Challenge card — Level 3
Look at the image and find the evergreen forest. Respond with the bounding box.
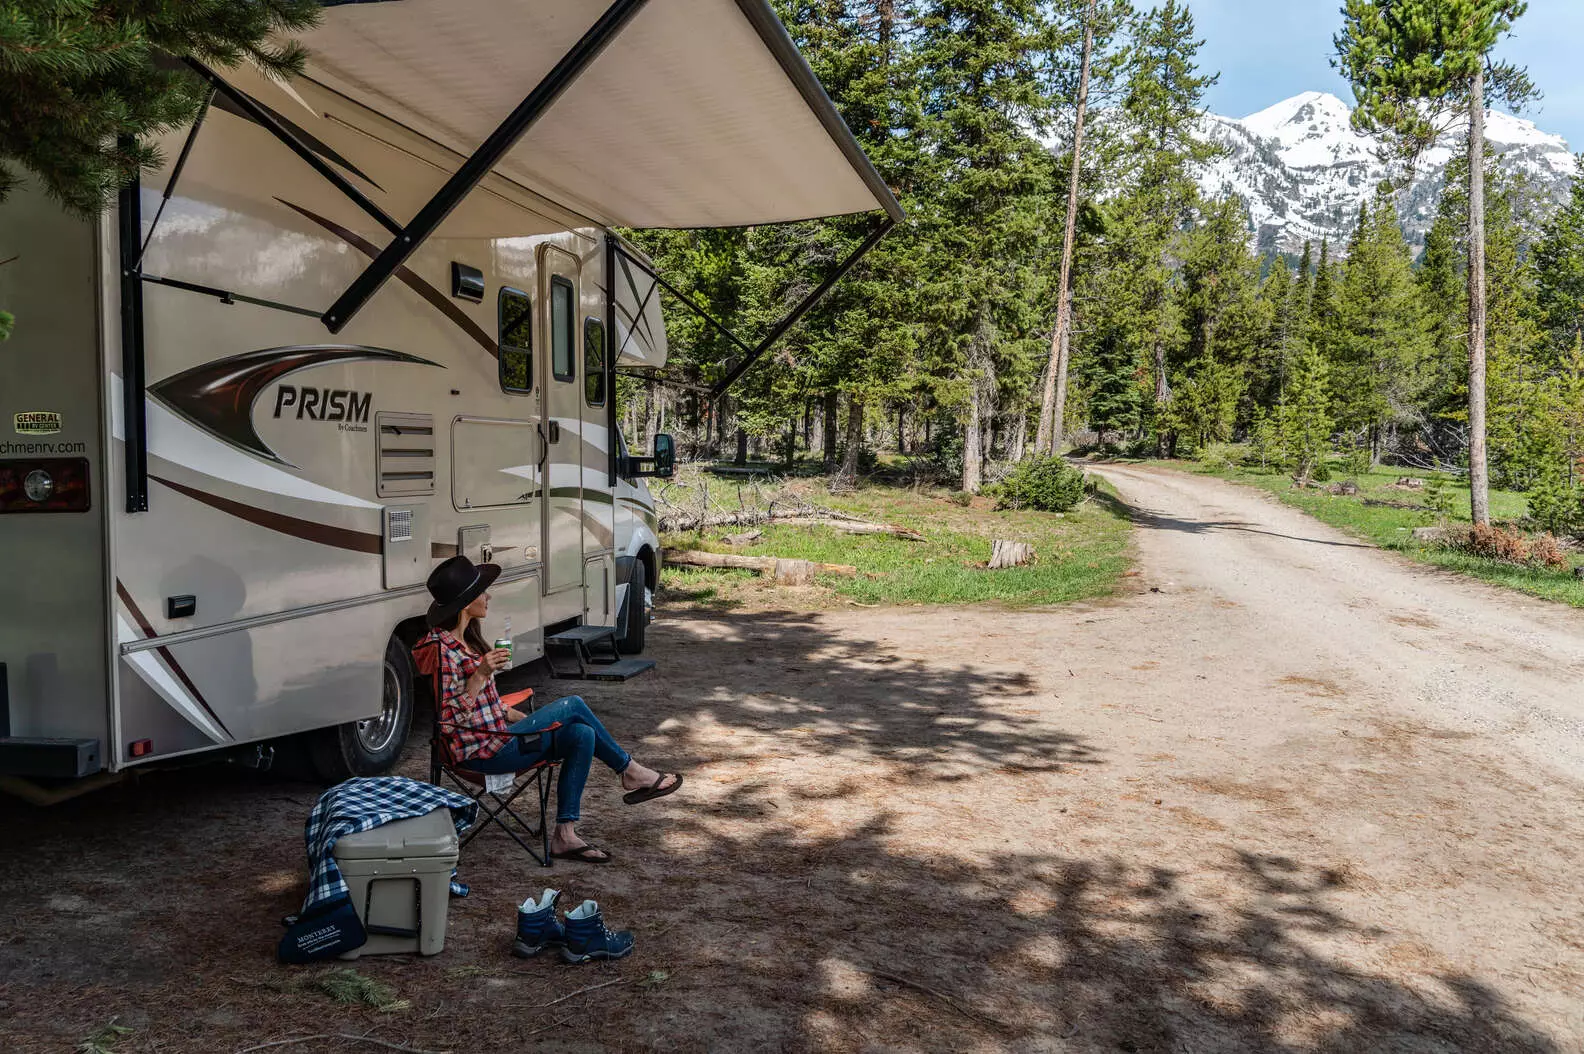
[622,0,1584,535]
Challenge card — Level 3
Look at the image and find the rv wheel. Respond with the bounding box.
[310,637,415,782]
[615,558,648,655]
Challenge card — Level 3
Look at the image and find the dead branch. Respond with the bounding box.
[506,977,628,1010]
[861,967,1015,1032]
[236,1035,451,1054]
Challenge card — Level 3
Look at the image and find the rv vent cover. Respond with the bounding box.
[387,507,414,543]
[377,412,435,498]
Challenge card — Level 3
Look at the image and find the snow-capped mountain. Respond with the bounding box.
[1193,91,1576,257]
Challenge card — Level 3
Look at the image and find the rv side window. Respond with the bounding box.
[584,317,606,406]
[498,288,532,393]
[551,276,575,382]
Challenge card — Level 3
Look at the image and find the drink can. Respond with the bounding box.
[493,637,513,666]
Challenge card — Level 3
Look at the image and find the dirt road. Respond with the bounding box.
[4,463,1584,1052]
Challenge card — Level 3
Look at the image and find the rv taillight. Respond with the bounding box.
[0,458,91,513]
[129,739,153,758]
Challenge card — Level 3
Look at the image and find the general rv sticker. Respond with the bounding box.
[14,411,61,435]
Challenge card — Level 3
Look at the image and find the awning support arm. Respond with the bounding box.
[614,252,758,363]
[710,217,893,399]
[613,216,894,400]
[184,60,403,240]
[322,0,650,333]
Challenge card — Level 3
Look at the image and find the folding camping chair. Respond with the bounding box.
[412,638,559,867]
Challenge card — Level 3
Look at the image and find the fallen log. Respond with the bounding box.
[986,539,1034,569]
[659,503,923,539]
[772,517,926,541]
[663,549,858,579]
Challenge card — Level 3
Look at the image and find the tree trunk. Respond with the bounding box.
[822,390,839,471]
[838,393,864,482]
[1035,0,1096,457]
[1008,409,1027,463]
[785,419,797,468]
[963,390,984,494]
[1467,66,1491,527]
[962,307,994,493]
[897,405,906,455]
[734,427,748,465]
[803,399,813,451]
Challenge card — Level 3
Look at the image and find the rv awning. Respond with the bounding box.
[306,0,904,230]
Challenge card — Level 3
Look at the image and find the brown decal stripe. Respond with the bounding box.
[151,474,382,555]
[115,580,233,739]
[280,199,500,360]
[431,542,459,558]
[150,344,439,466]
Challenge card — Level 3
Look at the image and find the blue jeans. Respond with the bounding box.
[463,696,631,823]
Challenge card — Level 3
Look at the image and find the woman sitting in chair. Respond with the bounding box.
[417,555,681,863]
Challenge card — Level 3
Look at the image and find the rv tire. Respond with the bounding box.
[615,558,648,654]
[309,636,415,782]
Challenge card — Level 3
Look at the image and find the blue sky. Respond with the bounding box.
[1187,1,1584,150]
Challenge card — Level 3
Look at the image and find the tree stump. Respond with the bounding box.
[987,539,1034,569]
[773,558,817,585]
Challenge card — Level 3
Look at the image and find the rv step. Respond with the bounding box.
[544,625,624,678]
[545,625,618,647]
[569,658,656,683]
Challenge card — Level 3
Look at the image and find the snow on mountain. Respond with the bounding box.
[1192,91,1575,257]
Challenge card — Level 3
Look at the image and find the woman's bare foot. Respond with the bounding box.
[549,822,609,862]
[620,760,678,794]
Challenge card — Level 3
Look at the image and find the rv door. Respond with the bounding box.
[539,246,582,595]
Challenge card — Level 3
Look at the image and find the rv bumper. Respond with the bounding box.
[0,737,103,778]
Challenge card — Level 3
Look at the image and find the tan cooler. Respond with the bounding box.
[333,808,459,958]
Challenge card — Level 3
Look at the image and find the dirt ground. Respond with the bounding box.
[5,463,1584,1053]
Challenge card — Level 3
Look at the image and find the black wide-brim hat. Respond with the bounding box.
[426,555,501,627]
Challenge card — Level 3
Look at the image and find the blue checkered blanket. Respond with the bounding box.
[302,777,476,913]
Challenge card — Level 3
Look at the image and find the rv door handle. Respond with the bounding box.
[547,420,561,444]
[537,423,548,473]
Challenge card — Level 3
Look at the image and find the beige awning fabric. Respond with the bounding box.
[301,0,902,230]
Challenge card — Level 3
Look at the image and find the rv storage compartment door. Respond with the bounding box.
[583,554,615,628]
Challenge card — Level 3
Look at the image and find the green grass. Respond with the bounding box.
[1147,455,1584,607]
[660,478,1133,609]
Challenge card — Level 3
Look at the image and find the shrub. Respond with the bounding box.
[945,489,974,507]
[995,456,1087,512]
[1198,442,1243,473]
[1449,524,1570,571]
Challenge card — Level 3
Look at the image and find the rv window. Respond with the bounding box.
[551,276,575,382]
[584,317,606,406]
[498,288,532,393]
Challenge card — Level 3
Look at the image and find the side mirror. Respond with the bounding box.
[653,434,675,478]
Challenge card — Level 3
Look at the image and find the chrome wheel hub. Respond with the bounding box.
[356,661,402,754]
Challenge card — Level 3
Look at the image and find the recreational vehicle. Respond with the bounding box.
[0,0,903,796]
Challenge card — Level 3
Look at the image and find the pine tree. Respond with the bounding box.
[913,0,1066,490]
[1331,189,1427,459]
[0,1,321,212]
[1278,345,1335,484]
[1535,154,1584,353]
[1082,325,1142,447]
[1118,0,1219,451]
[1336,0,1537,525]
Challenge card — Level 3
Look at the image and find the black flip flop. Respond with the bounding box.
[550,843,612,864]
[623,772,683,805]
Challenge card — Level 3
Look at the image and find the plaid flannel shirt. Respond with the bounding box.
[301,776,477,914]
[416,627,514,763]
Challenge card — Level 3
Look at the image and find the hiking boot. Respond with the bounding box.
[513,889,567,958]
[560,899,635,963]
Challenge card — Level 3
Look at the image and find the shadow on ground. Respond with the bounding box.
[0,610,1558,1052]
